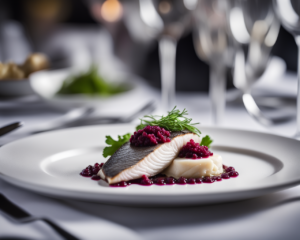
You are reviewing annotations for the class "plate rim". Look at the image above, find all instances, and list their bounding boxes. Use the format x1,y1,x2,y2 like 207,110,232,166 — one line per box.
1,124,300,205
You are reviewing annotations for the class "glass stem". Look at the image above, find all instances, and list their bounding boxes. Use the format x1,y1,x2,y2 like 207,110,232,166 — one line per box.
158,36,177,112
295,36,300,138
209,65,226,125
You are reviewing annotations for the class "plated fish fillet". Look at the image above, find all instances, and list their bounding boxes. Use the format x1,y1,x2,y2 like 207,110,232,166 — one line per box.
99,131,201,184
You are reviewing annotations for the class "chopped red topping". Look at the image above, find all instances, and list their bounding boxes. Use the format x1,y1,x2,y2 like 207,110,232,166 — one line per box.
178,139,213,159
130,125,171,147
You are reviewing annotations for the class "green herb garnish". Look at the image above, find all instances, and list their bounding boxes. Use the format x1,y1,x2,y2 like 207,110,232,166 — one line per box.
200,135,213,148
58,66,128,96
102,133,131,158
136,106,201,136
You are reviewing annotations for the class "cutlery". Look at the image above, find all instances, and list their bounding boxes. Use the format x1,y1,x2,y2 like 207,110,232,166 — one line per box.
0,122,22,137
0,193,79,240
30,106,95,134
0,101,156,146
69,100,156,126
31,101,156,133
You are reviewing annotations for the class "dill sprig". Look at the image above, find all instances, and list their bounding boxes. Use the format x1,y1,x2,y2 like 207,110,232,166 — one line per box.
136,106,201,136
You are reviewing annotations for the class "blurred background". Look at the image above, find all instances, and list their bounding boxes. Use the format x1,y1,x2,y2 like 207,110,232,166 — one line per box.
1,0,300,142
0,0,297,91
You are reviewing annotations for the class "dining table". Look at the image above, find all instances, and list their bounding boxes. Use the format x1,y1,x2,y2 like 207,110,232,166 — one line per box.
0,70,299,240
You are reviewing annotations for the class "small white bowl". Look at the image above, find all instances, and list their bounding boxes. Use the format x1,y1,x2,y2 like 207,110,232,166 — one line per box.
29,68,138,110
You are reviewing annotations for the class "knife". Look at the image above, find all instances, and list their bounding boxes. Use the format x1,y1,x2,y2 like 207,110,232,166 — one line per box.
0,193,79,240
0,122,22,137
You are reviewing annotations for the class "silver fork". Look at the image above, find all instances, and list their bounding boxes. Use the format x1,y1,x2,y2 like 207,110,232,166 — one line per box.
31,101,155,134
30,106,95,134
0,193,79,240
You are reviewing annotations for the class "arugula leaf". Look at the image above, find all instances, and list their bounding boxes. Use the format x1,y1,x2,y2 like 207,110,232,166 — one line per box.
200,135,213,148
102,133,131,158
136,106,201,136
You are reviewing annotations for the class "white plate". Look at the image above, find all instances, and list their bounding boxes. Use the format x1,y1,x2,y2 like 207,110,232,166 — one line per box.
0,125,300,206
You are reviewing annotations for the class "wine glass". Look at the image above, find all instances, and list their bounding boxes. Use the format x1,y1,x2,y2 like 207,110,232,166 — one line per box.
230,0,280,125
193,0,234,125
139,0,195,111
273,0,300,137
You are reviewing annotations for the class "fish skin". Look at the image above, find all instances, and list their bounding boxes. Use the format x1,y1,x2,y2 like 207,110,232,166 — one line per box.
99,131,201,184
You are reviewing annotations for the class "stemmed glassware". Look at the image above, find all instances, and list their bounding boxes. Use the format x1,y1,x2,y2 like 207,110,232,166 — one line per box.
193,0,281,126
273,0,300,138
139,0,195,111
229,0,280,125
193,0,234,125
86,0,194,112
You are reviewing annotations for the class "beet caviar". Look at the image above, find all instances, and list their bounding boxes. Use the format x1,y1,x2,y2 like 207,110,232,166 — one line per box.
80,163,239,187
80,163,103,180
130,126,171,147
178,139,213,159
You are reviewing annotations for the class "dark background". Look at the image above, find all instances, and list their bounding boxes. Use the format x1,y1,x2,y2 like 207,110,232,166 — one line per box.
0,0,297,92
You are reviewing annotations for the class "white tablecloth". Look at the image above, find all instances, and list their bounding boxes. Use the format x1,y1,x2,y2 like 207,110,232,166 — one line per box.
0,88,299,239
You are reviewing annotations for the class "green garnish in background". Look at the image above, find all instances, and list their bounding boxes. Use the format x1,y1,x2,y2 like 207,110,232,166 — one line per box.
102,133,131,158
58,66,128,96
200,135,213,148
136,106,201,136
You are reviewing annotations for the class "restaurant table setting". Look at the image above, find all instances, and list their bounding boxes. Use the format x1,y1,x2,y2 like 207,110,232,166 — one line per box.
1,81,300,239
1,0,300,239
